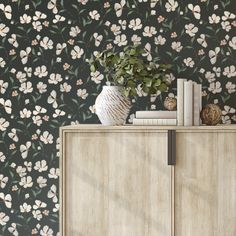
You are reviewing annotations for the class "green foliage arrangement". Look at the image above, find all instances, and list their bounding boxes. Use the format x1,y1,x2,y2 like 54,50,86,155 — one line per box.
88,45,172,97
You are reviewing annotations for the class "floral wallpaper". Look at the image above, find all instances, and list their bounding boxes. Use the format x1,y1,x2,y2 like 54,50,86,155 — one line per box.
0,0,235,235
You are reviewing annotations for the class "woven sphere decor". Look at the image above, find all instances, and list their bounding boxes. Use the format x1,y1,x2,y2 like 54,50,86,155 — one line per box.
200,104,222,125
164,97,177,111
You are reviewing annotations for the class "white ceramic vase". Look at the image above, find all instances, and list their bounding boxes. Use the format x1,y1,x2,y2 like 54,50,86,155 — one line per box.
95,86,131,125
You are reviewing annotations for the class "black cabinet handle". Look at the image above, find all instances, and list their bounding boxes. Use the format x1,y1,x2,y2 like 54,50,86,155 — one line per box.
168,130,176,165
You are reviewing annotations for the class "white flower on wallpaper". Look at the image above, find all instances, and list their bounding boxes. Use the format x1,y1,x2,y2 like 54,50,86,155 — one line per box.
0,118,9,131
47,90,58,108
93,33,103,47
0,4,12,20
53,14,65,24
0,193,12,208
20,141,31,159
19,176,33,188
34,65,48,78
8,223,18,236
129,18,142,31
185,23,198,37
171,41,183,52
91,71,104,84
40,225,54,236
32,21,43,32
188,4,201,19
143,26,157,37
208,81,222,94
0,57,6,68
155,35,166,45
209,14,220,24
209,47,220,65
0,99,12,114
184,57,195,67
69,26,81,37
77,88,88,99
114,0,126,17
20,14,32,24
165,0,178,12
0,80,8,94
0,152,6,162
226,82,236,94
49,73,63,84
131,34,141,44
89,10,100,20
0,174,8,188
71,45,84,59
114,34,128,46
223,65,236,78
0,23,9,37
8,34,19,48
0,212,9,226
222,11,235,21
47,0,58,14
229,37,236,49
0,0,235,235
40,37,54,50
37,176,47,188
197,34,207,48
40,131,53,144
20,47,31,64
111,23,121,35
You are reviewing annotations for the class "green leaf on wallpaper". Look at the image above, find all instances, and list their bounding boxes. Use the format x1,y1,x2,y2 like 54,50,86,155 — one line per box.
72,99,79,105
222,95,231,103
128,11,133,16
173,56,180,61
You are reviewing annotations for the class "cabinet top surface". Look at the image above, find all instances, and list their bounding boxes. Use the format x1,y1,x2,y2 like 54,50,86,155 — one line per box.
60,124,236,132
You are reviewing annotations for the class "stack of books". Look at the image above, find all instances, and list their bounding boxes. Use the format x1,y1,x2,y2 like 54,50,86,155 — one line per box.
132,110,177,125
177,79,202,126
132,78,202,126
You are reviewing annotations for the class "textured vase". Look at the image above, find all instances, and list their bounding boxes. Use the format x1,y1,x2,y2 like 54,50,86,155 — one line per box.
95,86,131,125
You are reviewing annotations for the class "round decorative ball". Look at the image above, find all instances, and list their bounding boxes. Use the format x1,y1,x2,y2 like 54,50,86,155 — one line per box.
200,104,222,126
164,97,177,111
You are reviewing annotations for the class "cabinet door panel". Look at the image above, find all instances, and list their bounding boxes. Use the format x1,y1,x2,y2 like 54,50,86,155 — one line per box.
61,131,172,236
175,132,236,236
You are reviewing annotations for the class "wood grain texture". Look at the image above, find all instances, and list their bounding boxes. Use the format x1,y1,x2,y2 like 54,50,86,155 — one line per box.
60,130,172,236
175,132,236,236
61,124,236,132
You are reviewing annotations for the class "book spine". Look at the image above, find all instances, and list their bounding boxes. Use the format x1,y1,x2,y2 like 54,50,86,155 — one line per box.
136,111,177,119
184,81,193,126
133,118,177,126
177,79,186,126
193,83,201,126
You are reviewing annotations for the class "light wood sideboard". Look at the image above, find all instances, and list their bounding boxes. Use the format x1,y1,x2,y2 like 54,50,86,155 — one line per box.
60,125,236,236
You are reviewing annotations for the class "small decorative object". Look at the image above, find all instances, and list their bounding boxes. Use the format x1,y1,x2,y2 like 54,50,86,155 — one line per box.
164,97,177,111
95,86,131,125
200,104,222,125
88,45,171,125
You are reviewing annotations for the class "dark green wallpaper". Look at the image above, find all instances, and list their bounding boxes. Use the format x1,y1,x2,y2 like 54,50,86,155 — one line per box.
0,0,235,235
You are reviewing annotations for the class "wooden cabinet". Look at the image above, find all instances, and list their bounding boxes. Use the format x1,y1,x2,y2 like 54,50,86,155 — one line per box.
60,125,236,236
175,131,236,236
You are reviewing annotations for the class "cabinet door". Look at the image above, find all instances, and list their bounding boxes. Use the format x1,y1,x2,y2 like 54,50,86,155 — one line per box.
61,130,172,236
175,131,236,236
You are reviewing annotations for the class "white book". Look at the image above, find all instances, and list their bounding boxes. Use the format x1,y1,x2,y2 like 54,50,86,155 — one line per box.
177,79,186,126
193,83,202,126
184,81,193,126
136,110,177,119
133,118,177,126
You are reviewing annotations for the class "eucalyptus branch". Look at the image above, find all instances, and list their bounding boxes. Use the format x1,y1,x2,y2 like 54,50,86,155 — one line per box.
88,45,172,97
